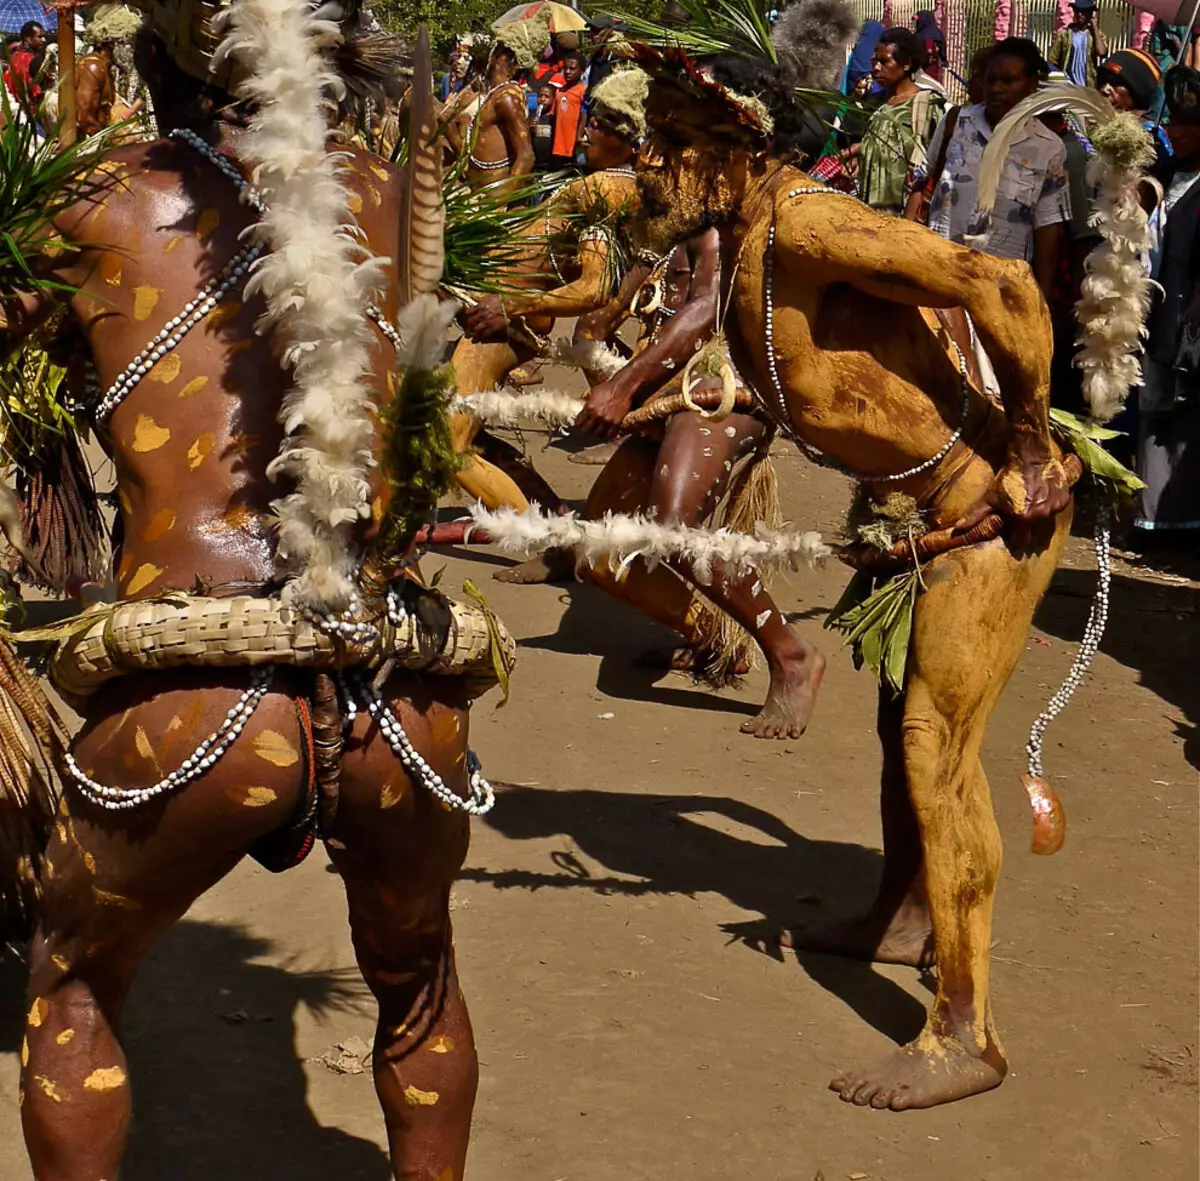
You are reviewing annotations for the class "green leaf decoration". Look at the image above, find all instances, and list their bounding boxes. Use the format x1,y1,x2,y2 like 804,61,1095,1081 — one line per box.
826,568,920,696
1050,407,1145,500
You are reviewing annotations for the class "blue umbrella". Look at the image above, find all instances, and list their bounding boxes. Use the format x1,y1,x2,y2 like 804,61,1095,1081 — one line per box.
0,0,57,34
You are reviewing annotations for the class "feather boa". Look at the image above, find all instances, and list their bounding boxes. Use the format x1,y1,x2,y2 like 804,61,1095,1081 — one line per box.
218,0,386,609
453,388,584,428
470,503,828,586
974,86,1154,424
548,336,626,380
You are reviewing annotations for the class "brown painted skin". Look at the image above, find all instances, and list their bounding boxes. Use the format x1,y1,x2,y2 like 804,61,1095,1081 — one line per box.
14,115,478,1179
634,84,1072,1111
574,229,825,739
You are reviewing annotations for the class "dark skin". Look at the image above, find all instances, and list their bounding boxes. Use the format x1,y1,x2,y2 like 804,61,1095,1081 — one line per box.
576,229,826,739
464,49,533,199
983,52,1064,303
75,44,115,137
635,81,1070,1110
13,40,481,1181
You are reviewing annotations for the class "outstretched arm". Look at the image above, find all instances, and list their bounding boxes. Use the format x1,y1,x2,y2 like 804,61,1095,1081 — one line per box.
775,198,1070,524
577,231,719,439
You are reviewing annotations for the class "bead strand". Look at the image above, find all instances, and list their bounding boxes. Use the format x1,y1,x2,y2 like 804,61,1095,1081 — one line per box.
65,668,274,810
1025,508,1111,779
353,674,495,815
297,588,380,644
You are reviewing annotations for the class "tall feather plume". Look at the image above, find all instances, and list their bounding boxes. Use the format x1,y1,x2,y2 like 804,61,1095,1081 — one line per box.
398,28,444,304
217,0,386,610
975,85,1154,424
976,85,1114,220
771,0,859,91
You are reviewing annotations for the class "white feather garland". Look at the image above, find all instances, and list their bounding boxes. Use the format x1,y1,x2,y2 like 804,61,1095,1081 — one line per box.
452,388,584,427
218,0,385,609
547,336,626,380
470,503,829,585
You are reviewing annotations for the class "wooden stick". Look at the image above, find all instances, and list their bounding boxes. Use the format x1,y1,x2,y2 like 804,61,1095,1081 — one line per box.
56,11,76,150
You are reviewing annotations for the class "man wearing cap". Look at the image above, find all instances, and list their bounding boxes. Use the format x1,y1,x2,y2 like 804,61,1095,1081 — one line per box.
1048,0,1107,89
1097,47,1171,175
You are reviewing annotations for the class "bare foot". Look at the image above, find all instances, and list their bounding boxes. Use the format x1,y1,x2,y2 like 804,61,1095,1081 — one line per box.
740,650,825,740
493,548,575,585
568,442,619,466
830,1027,1007,1110
780,901,934,967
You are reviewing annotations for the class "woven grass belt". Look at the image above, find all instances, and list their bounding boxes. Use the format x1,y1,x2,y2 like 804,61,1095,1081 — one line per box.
50,594,517,698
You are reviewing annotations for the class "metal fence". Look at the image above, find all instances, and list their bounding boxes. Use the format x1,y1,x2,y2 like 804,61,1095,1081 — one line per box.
852,1,1141,103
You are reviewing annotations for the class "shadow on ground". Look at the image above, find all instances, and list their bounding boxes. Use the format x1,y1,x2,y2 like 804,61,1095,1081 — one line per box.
468,785,928,1047
1036,567,1198,768
1,921,390,1181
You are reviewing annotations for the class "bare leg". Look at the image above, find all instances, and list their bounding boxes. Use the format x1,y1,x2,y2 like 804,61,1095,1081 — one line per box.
782,689,933,965
22,673,312,1179
830,511,1070,1111
586,412,825,738
331,677,478,1178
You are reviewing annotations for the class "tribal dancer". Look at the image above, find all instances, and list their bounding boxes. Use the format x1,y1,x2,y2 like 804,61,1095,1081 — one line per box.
532,228,825,737
453,69,647,517
627,0,1075,1108
1,2,509,1175
458,40,532,198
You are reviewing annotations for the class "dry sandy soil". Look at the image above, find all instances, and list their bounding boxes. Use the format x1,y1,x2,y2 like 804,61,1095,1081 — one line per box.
0,426,1196,1181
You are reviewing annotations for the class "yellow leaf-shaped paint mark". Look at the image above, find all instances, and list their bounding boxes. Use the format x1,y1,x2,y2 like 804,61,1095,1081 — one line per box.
371,495,383,523
142,508,176,542
131,414,171,453
83,1066,127,1092
368,186,382,207
82,851,96,875
132,285,162,322
252,730,298,768
147,354,182,384
217,504,257,533
21,1038,28,1065
56,1029,75,1046
118,487,133,514
163,235,182,253
92,887,141,910
225,785,277,807
187,434,214,471
28,997,48,1028
34,1075,64,1102
100,254,122,287
134,726,155,761
55,820,67,845
196,208,220,239
427,1035,454,1054
167,716,182,732
51,954,70,973
206,302,241,329
178,376,208,399
380,780,404,809
403,1085,440,1107
125,564,163,596
370,163,389,182
347,192,364,214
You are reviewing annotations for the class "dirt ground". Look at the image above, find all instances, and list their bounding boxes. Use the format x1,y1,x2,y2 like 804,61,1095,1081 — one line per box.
0,421,1196,1180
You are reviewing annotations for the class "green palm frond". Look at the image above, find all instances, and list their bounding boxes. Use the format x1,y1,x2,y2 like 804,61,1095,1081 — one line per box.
441,173,568,297
0,86,129,303
618,0,778,63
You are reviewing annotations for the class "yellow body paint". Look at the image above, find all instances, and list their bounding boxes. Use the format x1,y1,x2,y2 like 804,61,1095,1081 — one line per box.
164,236,182,253
51,954,70,974
187,434,215,471
92,887,142,910
132,285,162,322
141,509,177,542
125,564,163,596
252,730,299,767
380,780,404,809
56,1029,75,1046
34,1076,65,1103
28,998,48,1028
21,1038,28,1065
83,1066,127,1092
370,164,389,182
225,785,278,807
403,1085,440,1107
130,414,171,453
178,375,209,399
428,1035,454,1054
196,208,220,239
206,302,242,329
147,354,182,384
